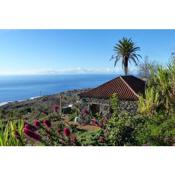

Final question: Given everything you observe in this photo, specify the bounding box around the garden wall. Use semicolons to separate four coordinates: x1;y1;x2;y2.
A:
80;97;138;116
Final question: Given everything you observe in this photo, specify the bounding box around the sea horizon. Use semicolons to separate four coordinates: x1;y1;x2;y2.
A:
0;74;123;105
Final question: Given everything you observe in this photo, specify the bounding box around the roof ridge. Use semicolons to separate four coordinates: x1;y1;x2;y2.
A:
89;76;120;91
121;75;145;82
119;76;139;98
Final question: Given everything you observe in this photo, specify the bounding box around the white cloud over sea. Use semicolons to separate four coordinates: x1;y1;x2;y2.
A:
0;66;138;75
37;67;118;75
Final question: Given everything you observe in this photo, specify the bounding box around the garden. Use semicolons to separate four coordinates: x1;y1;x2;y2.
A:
1;38;175;146
1;57;175;146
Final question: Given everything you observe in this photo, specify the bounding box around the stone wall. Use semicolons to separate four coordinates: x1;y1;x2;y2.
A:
80;97;138;116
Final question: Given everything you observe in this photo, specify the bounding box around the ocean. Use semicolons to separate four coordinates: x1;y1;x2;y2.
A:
0;74;117;104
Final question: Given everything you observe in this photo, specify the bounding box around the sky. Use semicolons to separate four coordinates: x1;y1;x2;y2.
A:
0;29;175;75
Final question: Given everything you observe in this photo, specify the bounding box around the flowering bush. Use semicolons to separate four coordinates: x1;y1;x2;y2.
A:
22;119;80;146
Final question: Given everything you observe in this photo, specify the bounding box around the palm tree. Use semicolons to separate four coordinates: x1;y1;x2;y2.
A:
111;37;141;75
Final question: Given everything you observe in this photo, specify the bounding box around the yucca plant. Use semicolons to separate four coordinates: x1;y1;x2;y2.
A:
168;58;175;98
138;87;159;115
138;65;175;115
155;67;172;110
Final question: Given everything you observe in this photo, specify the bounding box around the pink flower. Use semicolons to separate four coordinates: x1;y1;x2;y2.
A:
43;119;51;128
24;123;37;131
23;128;41;141
64;128;71;137
33;119;41;127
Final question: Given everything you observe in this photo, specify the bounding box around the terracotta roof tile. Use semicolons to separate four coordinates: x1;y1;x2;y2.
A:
79;75;146;101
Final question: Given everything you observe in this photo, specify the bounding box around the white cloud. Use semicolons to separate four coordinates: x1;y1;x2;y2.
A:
37;67;117;75
0;65;138;75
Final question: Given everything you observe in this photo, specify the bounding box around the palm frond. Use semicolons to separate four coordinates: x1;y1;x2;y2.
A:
111;37;141;75
130;57;138;66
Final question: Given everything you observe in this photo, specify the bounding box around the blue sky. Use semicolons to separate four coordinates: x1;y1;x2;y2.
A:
0;29;175;75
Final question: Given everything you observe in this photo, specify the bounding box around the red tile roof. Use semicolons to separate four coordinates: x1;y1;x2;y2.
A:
79;75;146;101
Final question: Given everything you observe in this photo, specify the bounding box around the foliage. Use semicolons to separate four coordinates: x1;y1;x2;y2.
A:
110;93;119;116
138;56;158;79
105;115;134;145
104;93;141;146
111;37;141;75
135;114;175;146
136;58;175;145
23;119;81;146
77;129;106;146
0;120;25;146
138;87;159;115
138;65;175;115
2;57;175;146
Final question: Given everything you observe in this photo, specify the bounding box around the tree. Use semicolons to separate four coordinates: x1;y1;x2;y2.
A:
138;56;158;80
111;37;141;75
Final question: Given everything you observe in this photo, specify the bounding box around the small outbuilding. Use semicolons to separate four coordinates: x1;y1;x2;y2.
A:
79;75;146;115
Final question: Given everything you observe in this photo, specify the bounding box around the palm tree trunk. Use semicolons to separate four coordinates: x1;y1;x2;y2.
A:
124;59;128;75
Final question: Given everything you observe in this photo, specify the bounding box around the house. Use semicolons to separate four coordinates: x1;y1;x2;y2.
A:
79;75;146;115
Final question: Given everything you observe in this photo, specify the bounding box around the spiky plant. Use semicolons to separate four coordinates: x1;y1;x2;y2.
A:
0;120;24;146
138;65;175;115
168;56;175;98
138;87;159;115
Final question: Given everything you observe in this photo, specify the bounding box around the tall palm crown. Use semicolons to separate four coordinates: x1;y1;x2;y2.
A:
111;37;141;75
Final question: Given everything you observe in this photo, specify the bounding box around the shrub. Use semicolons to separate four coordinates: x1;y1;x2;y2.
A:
0;120;25;146
77;129;106;146
138;66;175;115
135;114;175;146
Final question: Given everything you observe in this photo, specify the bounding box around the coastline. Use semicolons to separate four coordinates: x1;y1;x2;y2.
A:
0;88;90;114
0;96;41;107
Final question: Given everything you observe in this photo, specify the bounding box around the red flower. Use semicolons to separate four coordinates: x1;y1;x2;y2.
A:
23;128;41;141
64;128;71;137
33;119;41;127
43;119;51;128
24;123;37;132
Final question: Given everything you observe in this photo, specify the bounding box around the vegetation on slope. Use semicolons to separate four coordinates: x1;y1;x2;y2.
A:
1;53;175;146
